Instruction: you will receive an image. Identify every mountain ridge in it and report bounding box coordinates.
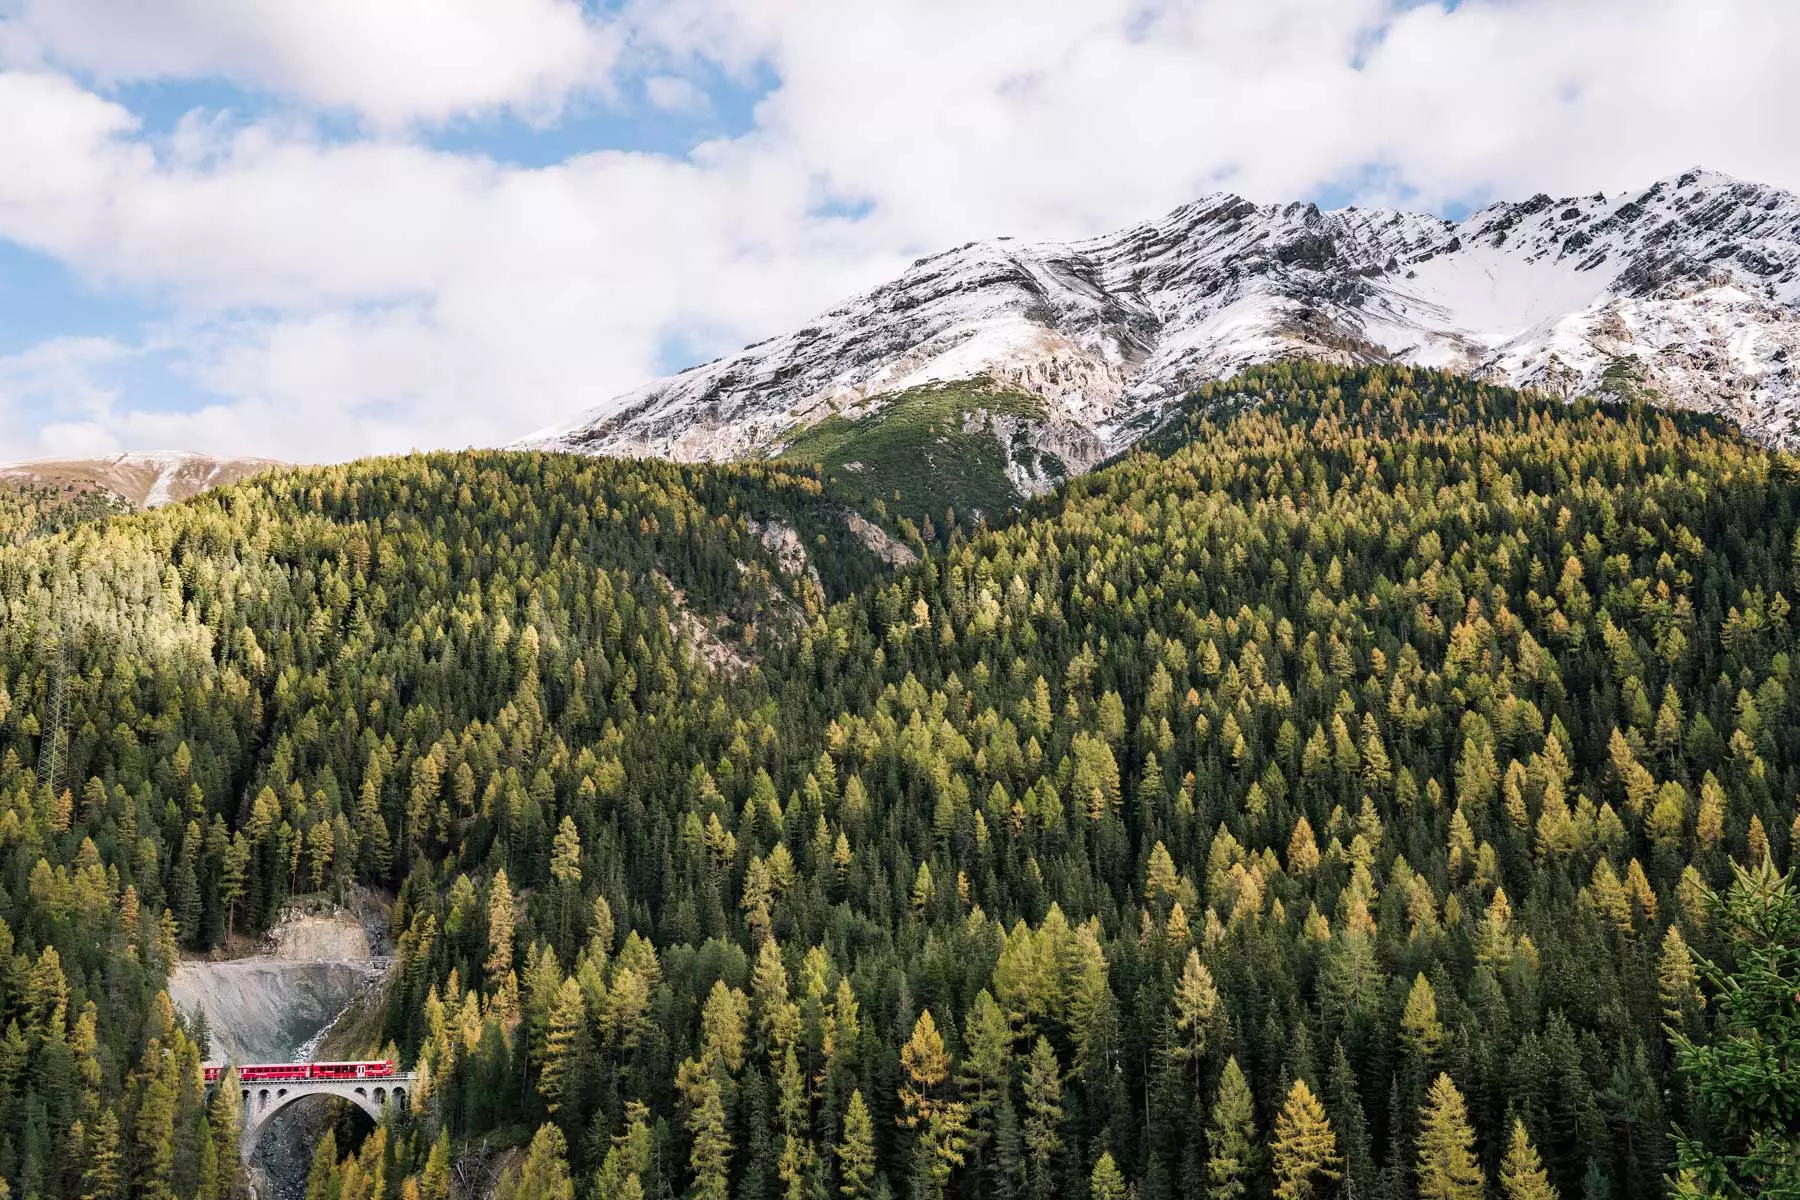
[520,167,1800,477]
[0,450,284,509]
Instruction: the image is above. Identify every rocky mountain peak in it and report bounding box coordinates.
[519,169,1800,473]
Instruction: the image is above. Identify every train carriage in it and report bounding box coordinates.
[203,1060,395,1084]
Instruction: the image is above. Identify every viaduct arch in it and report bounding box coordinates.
[233,1075,415,1156]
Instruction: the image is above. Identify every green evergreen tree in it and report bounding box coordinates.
[1022,1036,1064,1200]
[80,1108,124,1200]
[1272,1078,1341,1200]
[838,1088,877,1200]
[1417,1073,1485,1200]
[1091,1150,1127,1200]
[1670,862,1800,1199]
[495,1124,576,1200]
[1206,1057,1257,1200]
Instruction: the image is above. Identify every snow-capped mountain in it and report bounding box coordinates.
[0,451,283,508]
[520,169,1800,477]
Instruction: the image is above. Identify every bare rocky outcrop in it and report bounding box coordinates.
[843,510,918,566]
[747,517,822,588]
[170,897,384,1066]
[265,901,372,961]
[659,572,755,675]
[170,958,379,1065]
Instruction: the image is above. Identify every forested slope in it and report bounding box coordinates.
[0,480,130,546]
[1,365,1797,1200]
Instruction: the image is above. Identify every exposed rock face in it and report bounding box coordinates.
[843,510,918,567]
[169,959,378,1065]
[747,517,817,582]
[265,904,372,961]
[170,900,386,1064]
[659,572,757,676]
[519,169,1800,462]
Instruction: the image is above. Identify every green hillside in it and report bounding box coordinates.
[779,378,1071,538]
[1,364,1796,1200]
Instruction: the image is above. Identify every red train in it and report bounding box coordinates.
[203,1060,397,1084]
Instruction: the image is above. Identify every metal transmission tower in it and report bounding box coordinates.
[36,626,68,799]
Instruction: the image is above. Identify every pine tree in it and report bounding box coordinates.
[1669,861,1800,1198]
[1272,1078,1341,1200]
[1580,1158,1612,1200]
[1206,1057,1257,1200]
[961,989,1013,1156]
[753,937,793,1055]
[912,861,936,912]
[356,768,391,878]
[776,1044,813,1200]
[1326,1039,1374,1198]
[1657,925,1704,1026]
[1146,841,1180,910]
[838,1088,877,1200]
[206,1067,245,1200]
[485,869,516,994]
[1173,948,1220,1087]
[1417,1073,1485,1200]
[196,1117,221,1200]
[687,1068,733,1200]
[1091,1150,1127,1200]
[80,1107,123,1200]
[595,1103,652,1200]
[304,1129,338,1200]
[1288,816,1321,877]
[900,1010,968,1199]
[418,1130,452,1200]
[1401,972,1444,1059]
[495,1124,575,1200]
[537,975,588,1112]
[132,1041,181,1200]
[1022,1036,1063,1200]
[699,980,750,1073]
[220,833,250,943]
[550,815,582,947]
[1499,1119,1558,1200]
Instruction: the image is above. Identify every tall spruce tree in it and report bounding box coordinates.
[1417,1074,1486,1200]
[1272,1078,1341,1200]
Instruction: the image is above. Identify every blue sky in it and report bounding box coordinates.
[0,241,152,356]
[0,0,1791,462]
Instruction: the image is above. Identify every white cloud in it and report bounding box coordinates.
[0,0,1797,462]
[0,0,621,128]
[0,71,900,460]
[0,336,132,457]
[644,74,711,115]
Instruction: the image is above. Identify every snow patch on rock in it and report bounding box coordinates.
[520,169,1800,462]
[0,450,284,509]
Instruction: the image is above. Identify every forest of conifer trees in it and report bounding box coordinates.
[0,363,1796,1200]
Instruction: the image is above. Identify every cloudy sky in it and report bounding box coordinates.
[0,0,1794,463]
